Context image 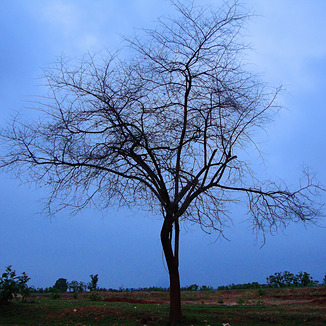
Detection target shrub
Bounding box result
[89,293,102,301]
[182,284,199,291]
[0,265,30,303]
[237,298,246,305]
[217,282,266,291]
[199,285,213,291]
[50,288,61,299]
[17,272,31,301]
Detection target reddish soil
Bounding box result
[79,286,326,307]
[103,297,161,304]
[180,286,326,306]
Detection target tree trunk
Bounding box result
[161,217,183,324]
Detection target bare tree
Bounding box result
[0,1,323,323]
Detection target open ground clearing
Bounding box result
[1,287,326,325]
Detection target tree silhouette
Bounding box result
[0,1,323,323]
[53,278,68,293]
[88,274,99,291]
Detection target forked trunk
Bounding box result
[161,217,183,324]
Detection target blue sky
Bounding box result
[0,0,325,289]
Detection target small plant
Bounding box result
[237,298,246,305]
[258,288,265,296]
[50,288,61,299]
[89,293,102,301]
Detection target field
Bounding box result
[1,287,326,325]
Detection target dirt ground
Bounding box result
[73,286,326,307]
[182,286,326,306]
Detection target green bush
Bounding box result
[0,265,30,303]
[199,285,213,291]
[50,288,61,299]
[182,284,199,291]
[237,298,247,305]
[89,293,102,301]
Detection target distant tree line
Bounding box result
[266,271,319,288]
[31,271,326,293]
[35,274,100,294]
[2,265,326,304]
[0,267,101,303]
